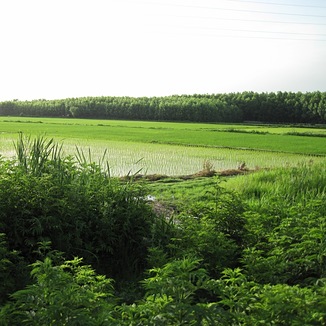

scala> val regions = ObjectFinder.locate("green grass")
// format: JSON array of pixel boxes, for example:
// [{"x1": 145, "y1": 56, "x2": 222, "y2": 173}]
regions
[
  {"x1": 0, "y1": 117, "x2": 325, "y2": 176},
  {"x1": 146, "y1": 161, "x2": 326, "y2": 217},
  {"x1": 1, "y1": 117, "x2": 325, "y2": 154},
  {"x1": 224, "y1": 161, "x2": 326, "y2": 202},
  {"x1": 145, "y1": 177, "x2": 218, "y2": 209},
  {"x1": 2, "y1": 117, "x2": 326, "y2": 134}
]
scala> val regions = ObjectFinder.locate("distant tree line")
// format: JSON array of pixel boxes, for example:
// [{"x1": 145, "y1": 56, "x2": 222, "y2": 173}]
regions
[{"x1": 1, "y1": 91, "x2": 325, "y2": 123}]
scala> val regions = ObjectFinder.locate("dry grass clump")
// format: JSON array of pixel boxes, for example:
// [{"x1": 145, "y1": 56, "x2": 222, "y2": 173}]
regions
[
  {"x1": 120, "y1": 173, "x2": 169, "y2": 182},
  {"x1": 218, "y1": 169, "x2": 249, "y2": 176},
  {"x1": 120, "y1": 159, "x2": 255, "y2": 181}
]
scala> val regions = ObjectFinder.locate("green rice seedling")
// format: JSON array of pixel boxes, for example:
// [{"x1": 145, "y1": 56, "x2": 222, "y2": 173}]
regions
[
  {"x1": 1, "y1": 117, "x2": 326, "y2": 155},
  {"x1": 1, "y1": 117, "x2": 326, "y2": 176},
  {"x1": 52, "y1": 139, "x2": 326, "y2": 177}
]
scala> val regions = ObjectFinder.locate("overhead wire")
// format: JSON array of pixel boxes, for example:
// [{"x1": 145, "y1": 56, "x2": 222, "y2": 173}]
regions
[
  {"x1": 160, "y1": 32, "x2": 326, "y2": 42},
  {"x1": 165, "y1": 14, "x2": 326, "y2": 26},
  {"x1": 159, "y1": 4, "x2": 326, "y2": 18},
  {"x1": 157, "y1": 24, "x2": 326, "y2": 41},
  {"x1": 176, "y1": 25, "x2": 326, "y2": 37},
  {"x1": 127, "y1": 0, "x2": 326, "y2": 18},
  {"x1": 152, "y1": 24, "x2": 326, "y2": 41},
  {"x1": 119, "y1": 0, "x2": 326, "y2": 41},
  {"x1": 225, "y1": 0, "x2": 326, "y2": 9}
]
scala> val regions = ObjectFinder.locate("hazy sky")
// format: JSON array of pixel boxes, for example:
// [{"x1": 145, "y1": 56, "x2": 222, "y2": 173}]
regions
[{"x1": 0, "y1": 0, "x2": 325, "y2": 101}]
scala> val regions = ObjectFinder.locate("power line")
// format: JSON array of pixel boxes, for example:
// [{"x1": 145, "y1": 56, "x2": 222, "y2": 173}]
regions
[
  {"x1": 150, "y1": 13, "x2": 326, "y2": 41},
  {"x1": 216, "y1": 34, "x2": 326, "y2": 41},
  {"x1": 129, "y1": 1, "x2": 326, "y2": 18},
  {"x1": 166, "y1": 3, "x2": 326, "y2": 18},
  {"x1": 166, "y1": 23, "x2": 326, "y2": 38},
  {"x1": 204, "y1": 27, "x2": 326, "y2": 38},
  {"x1": 154, "y1": 30, "x2": 326, "y2": 42},
  {"x1": 166, "y1": 14, "x2": 326, "y2": 27},
  {"x1": 212, "y1": 33, "x2": 326, "y2": 41},
  {"x1": 226, "y1": 0, "x2": 326, "y2": 9},
  {"x1": 154, "y1": 28, "x2": 326, "y2": 42},
  {"x1": 119, "y1": 0, "x2": 326, "y2": 41}
]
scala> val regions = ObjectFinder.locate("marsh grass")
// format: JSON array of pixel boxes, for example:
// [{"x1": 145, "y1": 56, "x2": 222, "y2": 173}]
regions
[{"x1": 14, "y1": 133, "x2": 64, "y2": 176}]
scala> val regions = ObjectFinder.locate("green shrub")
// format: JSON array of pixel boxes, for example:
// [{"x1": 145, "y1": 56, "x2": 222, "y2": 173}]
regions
[
  {"x1": 0, "y1": 255, "x2": 116, "y2": 325},
  {"x1": 243, "y1": 200, "x2": 326, "y2": 285},
  {"x1": 118, "y1": 258, "x2": 223, "y2": 325},
  {"x1": 166, "y1": 180, "x2": 246, "y2": 277},
  {"x1": 211, "y1": 268, "x2": 326, "y2": 325},
  {"x1": 0, "y1": 135, "x2": 158, "y2": 281},
  {"x1": 169, "y1": 213, "x2": 239, "y2": 278},
  {"x1": 0, "y1": 233, "x2": 27, "y2": 305},
  {"x1": 248, "y1": 283, "x2": 326, "y2": 325},
  {"x1": 1, "y1": 254, "x2": 325, "y2": 325}
]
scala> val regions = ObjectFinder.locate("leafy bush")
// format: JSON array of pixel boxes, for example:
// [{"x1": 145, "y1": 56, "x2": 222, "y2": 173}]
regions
[
  {"x1": 211, "y1": 268, "x2": 326, "y2": 325},
  {"x1": 242, "y1": 200, "x2": 326, "y2": 285},
  {"x1": 163, "y1": 180, "x2": 246, "y2": 277},
  {"x1": 0, "y1": 233, "x2": 27, "y2": 305},
  {"x1": 248, "y1": 283, "x2": 326, "y2": 325},
  {"x1": 2, "y1": 254, "x2": 325, "y2": 325},
  {"x1": 0, "y1": 255, "x2": 116, "y2": 325},
  {"x1": 0, "y1": 135, "x2": 159, "y2": 281},
  {"x1": 168, "y1": 212, "x2": 239, "y2": 278},
  {"x1": 118, "y1": 258, "x2": 224, "y2": 325}
]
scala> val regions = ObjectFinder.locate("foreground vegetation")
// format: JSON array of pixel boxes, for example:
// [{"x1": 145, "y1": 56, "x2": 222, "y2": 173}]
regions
[{"x1": 0, "y1": 135, "x2": 325, "y2": 324}]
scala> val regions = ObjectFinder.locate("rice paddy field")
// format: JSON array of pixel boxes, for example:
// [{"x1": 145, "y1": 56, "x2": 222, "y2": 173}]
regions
[{"x1": 0, "y1": 117, "x2": 325, "y2": 176}]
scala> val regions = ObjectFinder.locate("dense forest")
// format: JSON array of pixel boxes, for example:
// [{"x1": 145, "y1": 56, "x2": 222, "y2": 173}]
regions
[{"x1": 1, "y1": 91, "x2": 326, "y2": 123}]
